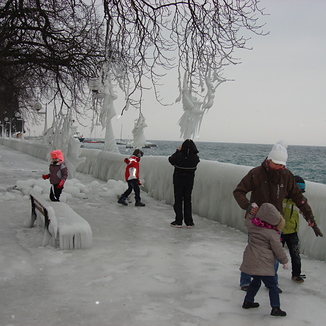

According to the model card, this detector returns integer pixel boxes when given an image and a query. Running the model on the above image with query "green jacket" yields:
[282,198,300,234]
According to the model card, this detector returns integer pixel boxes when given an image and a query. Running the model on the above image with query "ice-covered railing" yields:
[0,138,49,160]
[77,150,326,262]
[2,138,326,261]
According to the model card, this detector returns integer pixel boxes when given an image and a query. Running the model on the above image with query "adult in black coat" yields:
[168,139,200,228]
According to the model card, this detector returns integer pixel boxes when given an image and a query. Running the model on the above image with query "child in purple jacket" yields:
[42,150,68,201]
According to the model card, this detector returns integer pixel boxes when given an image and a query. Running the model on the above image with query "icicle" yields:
[177,67,225,139]
[178,82,204,140]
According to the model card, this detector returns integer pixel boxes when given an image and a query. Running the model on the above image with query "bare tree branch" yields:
[101,0,267,116]
[0,0,105,127]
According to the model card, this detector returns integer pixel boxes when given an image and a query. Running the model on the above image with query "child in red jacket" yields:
[118,149,145,207]
[42,149,68,202]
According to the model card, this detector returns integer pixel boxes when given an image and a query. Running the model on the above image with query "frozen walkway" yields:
[0,144,325,326]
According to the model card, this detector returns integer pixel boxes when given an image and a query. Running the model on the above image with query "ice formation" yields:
[77,150,326,262]
[28,188,92,250]
[41,114,85,178]
[100,75,120,153]
[2,138,326,261]
[132,113,148,149]
[49,201,92,249]
[176,70,226,139]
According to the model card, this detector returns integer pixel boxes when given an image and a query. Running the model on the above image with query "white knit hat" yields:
[267,140,288,166]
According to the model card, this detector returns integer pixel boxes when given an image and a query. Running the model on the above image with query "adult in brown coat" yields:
[240,203,288,317]
[233,141,323,291]
[233,142,317,227]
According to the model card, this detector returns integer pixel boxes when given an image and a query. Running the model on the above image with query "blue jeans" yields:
[240,260,279,287]
[121,179,141,202]
[240,272,252,287]
[245,275,280,308]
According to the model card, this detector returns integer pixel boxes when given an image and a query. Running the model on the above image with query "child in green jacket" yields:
[282,175,306,283]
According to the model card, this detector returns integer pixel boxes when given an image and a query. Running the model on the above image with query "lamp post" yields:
[88,78,101,94]
[34,102,48,135]
[15,111,24,139]
[0,120,4,137]
[88,78,105,102]
[4,117,12,138]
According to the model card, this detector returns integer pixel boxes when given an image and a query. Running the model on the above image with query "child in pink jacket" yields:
[42,150,68,202]
[240,203,288,317]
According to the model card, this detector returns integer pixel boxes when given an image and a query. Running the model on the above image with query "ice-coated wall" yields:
[297,182,326,259]
[77,149,326,262]
[2,138,326,261]
[0,138,49,161]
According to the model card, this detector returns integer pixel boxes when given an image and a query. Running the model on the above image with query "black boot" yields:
[242,300,260,309]
[118,196,128,206]
[271,307,287,316]
[135,201,145,207]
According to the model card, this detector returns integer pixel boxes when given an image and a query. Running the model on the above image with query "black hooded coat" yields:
[168,139,200,226]
[168,139,200,176]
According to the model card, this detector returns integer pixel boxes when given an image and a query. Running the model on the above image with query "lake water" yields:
[81,140,326,185]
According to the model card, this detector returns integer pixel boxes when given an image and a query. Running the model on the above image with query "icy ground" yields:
[0,144,326,326]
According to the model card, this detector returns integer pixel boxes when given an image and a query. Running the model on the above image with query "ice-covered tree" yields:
[99,70,119,153]
[1,0,267,151]
[102,0,266,140]
[42,108,85,178]
[0,0,104,133]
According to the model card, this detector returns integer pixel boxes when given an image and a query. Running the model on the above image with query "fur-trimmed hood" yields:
[256,202,285,231]
[241,202,288,276]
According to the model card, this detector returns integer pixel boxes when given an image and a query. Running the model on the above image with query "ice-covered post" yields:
[100,75,119,153]
[132,113,147,149]
[34,102,48,136]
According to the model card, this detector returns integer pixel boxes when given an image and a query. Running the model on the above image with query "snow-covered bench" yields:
[29,191,92,249]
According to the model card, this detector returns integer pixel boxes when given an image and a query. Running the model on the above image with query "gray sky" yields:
[108,0,326,146]
[33,0,326,146]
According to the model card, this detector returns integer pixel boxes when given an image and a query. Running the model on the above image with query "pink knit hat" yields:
[50,150,64,163]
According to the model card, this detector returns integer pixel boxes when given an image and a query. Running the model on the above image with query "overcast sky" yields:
[32,0,326,146]
[127,0,326,146]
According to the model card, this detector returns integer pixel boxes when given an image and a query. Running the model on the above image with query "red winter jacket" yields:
[124,156,141,181]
